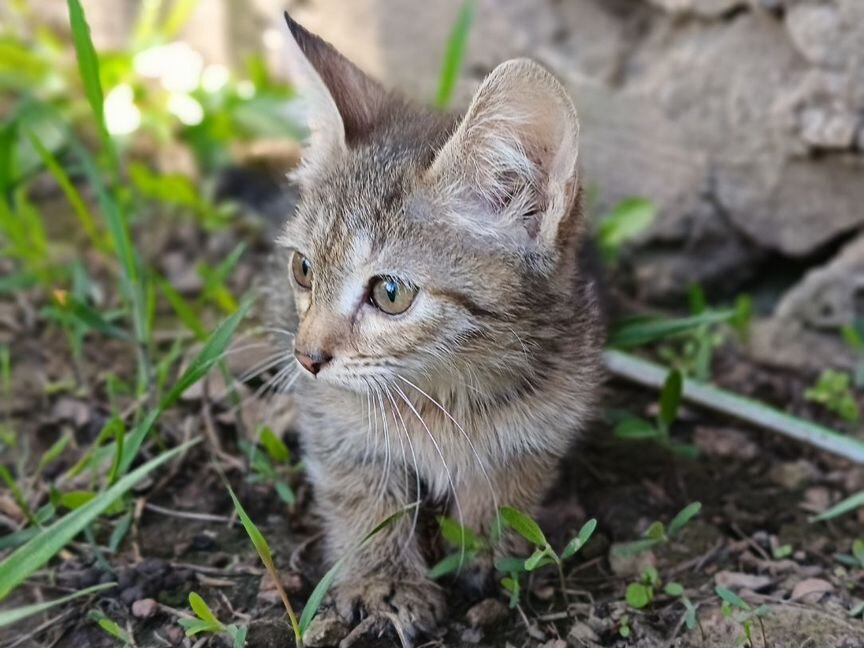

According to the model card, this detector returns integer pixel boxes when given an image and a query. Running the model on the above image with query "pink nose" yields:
[294,349,332,375]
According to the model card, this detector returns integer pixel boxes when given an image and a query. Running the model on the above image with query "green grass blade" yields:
[499,506,546,546]
[659,369,683,427]
[608,311,734,349]
[66,0,117,172]
[435,0,473,109]
[228,487,301,643]
[159,278,207,340]
[160,0,201,40]
[188,592,224,629]
[715,586,750,611]
[605,350,864,463]
[27,131,102,250]
[228,487,274,568]
[299,504,415,634]
[0,440,196,600]
[810,490,864,522]
[60,296,131,341]
[596,197,656,263]
[159,299,251,409]
[668,501,701,537]
[0,583,115,628]
[561,518,597,560]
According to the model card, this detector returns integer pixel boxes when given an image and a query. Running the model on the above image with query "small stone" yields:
[303,614,350,647]
[568,620,601,646]
[460,627,484,644]
[768,460,818,490]
[164,624,184,645]
[714,571,773,592]
[791,578,834,603]
[132,598,159,619]
[466,598,509,628]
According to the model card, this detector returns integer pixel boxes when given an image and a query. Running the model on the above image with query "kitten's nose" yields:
[294,349,332,376]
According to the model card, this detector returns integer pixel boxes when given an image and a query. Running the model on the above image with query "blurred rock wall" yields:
[78,0,864,369]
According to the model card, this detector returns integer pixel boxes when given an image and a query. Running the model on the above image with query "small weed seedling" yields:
[229,487,413,647]
[608,288,751,382]
[716,586,770,647]
[241,426,301,506]
[613,501,702,558]
[595,197,657,265]
[833,538,864,569]
[614,368,698,457]
[842,321,864,388]
[625,569,702,639]
[664,581,701,637]
[179,592,247,648]
[618,614,632,638]
[625,565,660,609]
[495,507,597,608]
[655,284,752,381]
[805,369,860,423]
[87,609,134,647]
[428,516,490,579]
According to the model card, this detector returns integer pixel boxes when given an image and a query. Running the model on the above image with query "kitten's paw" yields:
[333,576,446,647]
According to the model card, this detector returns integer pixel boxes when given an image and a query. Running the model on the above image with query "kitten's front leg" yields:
[452,452,558,594]
[309,455,446,642]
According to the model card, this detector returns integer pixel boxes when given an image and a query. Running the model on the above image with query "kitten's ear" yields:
[282,13,388,176]
[426,59,581,249]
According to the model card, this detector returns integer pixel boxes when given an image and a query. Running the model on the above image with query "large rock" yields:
[749,233,864,372]
[277,0,864,291]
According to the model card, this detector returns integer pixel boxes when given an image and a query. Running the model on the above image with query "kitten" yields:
[271,13,603,644]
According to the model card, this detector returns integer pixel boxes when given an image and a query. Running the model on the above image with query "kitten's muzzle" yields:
[295,348,333,376]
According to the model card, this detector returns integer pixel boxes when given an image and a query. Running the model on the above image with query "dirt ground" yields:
[1,187,863,648]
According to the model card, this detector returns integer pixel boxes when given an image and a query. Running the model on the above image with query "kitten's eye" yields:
[291,251,313,289]
[370,277,417,315]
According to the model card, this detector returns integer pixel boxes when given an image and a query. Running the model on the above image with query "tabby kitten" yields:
[272,13,603,643]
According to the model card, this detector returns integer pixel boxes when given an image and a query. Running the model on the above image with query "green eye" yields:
[291,251,313,289]
[370,276,417,315]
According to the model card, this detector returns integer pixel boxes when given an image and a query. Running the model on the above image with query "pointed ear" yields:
[426,59,581,250]
[282,13,389,177]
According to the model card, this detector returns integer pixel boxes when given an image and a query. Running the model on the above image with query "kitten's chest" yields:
[295,380,573,497]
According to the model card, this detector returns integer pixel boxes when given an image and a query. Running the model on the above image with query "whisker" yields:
[382,383,422,557]
[391,383,466,569]
[397,374,502,545]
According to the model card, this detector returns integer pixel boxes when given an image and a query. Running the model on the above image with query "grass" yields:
[435,1,474,109]
[0,1,861,644]
[0,0,263,626]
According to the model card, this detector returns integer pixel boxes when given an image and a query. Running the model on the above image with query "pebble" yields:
[465,598,509,628]
[303,614,350,647]
[131,598,159,619]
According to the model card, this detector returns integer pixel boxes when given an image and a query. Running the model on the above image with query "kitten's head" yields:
[276,15,595,395]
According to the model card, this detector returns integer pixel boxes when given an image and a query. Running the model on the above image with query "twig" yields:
[0,610,74,648]
[143,502,233,524]
[604,350,864,464]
